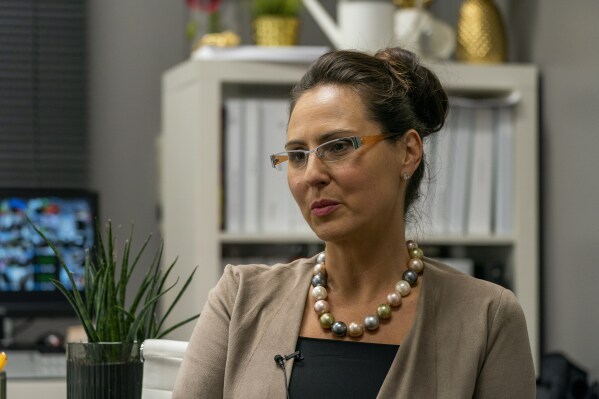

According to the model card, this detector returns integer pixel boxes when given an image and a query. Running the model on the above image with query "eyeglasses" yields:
[270,134,399,171]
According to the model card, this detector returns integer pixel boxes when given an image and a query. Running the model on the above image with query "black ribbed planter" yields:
[67,342,143,399]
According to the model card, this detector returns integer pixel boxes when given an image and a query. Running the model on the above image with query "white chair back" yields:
[141,339,188,399]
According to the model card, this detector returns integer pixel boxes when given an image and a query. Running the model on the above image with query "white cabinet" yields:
[160,59,539,369]
[8,378,66,398]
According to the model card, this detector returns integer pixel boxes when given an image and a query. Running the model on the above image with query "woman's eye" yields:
[329,140,352,153]
[288,152,307,164]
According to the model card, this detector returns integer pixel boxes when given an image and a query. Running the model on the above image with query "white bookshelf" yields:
[159,59,539,370]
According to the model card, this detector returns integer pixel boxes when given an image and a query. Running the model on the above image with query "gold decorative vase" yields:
[253,16,299,46]
[456,0,506,63]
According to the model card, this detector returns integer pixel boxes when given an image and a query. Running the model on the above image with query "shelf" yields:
[219,232,515,246]
[412,234,515,246]
[161,58,539,372]
[220,232,320,244]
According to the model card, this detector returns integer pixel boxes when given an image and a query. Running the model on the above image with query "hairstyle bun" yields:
[375,47,448,137]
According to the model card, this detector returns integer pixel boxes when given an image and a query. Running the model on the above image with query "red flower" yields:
[186,0,222,13]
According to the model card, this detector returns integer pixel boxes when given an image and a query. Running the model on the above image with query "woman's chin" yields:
[309,222,354,244]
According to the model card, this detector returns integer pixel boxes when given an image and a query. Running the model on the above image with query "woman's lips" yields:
[311,200,340,217]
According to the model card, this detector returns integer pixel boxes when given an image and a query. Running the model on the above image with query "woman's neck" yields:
[322,235,411,301]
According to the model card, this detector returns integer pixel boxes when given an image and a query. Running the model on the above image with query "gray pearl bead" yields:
[331,321,347,337]
[316,252,326,264]
[364,315,380,330]
[403,270,418,286]
[311,274,327,287]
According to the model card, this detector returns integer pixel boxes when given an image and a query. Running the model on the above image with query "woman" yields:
[173,47,536,398]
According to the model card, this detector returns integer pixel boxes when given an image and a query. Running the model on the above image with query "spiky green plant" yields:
[252,0,302,17]
[30,219,199,343]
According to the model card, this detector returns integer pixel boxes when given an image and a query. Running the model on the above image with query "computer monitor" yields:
[0,188,98,320]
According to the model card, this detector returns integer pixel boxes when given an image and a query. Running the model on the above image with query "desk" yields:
[8,378,66,398]
[3,350,66,397]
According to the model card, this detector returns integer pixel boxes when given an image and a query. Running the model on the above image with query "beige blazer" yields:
[173,257,536,398]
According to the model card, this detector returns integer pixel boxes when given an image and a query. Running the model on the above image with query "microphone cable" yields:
[274,351,303,399]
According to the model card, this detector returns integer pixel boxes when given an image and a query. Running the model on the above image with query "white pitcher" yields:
[394,7,456,60]
[302,0,397,53]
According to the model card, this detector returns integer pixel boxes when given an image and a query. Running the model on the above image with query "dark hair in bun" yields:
[290,47,449,215]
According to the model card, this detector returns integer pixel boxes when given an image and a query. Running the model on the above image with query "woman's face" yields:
[286,85,410,243]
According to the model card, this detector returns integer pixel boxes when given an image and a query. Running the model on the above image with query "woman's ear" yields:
[401,129,423,176]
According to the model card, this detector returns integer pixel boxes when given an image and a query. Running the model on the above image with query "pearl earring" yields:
[402,172,411,180]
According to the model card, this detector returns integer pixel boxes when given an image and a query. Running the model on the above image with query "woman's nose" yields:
[301,153,330,187]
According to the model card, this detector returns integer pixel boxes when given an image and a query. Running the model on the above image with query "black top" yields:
[287,336,399,399]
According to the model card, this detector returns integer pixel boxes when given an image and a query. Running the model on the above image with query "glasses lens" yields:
[318,138,356,162]
[288,151,308,168]
[273,162,287,172]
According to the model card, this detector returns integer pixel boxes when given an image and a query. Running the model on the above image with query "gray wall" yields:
[523,0,599,382]
[88,0,188,246]
[83,0,598,381]
[11,0,191,347]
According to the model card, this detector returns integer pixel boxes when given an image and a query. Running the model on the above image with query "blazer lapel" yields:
[377,262,438,398]
[234,260,313,398]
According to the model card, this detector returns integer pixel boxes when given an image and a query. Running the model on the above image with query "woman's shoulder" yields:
[204,256,316,323]
[214,256,316,298]
[224,256,316,280]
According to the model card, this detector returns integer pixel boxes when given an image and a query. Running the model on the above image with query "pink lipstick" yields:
[311,200,340,217]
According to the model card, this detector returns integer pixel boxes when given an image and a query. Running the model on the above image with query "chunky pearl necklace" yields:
[311,240,424,338]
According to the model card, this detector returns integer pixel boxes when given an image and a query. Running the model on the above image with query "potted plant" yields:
[31,219,199,399]
[252,0,302,46]
[186,0,224,50]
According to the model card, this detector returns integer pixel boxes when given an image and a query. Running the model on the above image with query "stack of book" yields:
[223,97,312,234]
[423,101,516,236]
